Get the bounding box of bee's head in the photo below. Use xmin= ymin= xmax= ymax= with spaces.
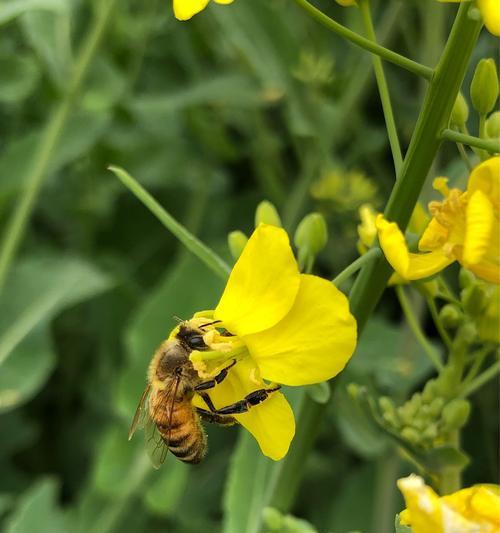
xmin=153 ymin=323 xmax=208 ymax=381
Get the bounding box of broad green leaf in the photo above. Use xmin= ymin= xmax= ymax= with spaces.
xmin=0 ymin=55 xmax=40 ymax=103
xmin=0 ymin=255 xmax=113 ymax=412
xmin=0 ymin=0 xmax=66 ymax=25
xmin=4 ymin=479 xmax=70 ymax=533
xmin=20 ymin=7 xmax=72 ymax=89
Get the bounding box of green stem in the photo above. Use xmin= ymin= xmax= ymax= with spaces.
xmin=0 ymin=0 xmax=117 ymax=292
xmin=350 ymin=3 xmax=482 ymax=331
xmin=359 ymin=0 xmax=403 ymax=174
xmin=266 ymin=392 xmax=328 ymax=511
xmin=109 ymin=166 xmax=231 ymax=280
xmin=439 ymin=430 xmax=461 ymax=494
xmin=441 ymin=128 xmax=500 ymax=154
xmin=396 ymin=286 xmax=443 ymax=371
xmin=292 ymin=0 xmax=433 ymax=79
xmin=331 ymin=247 xmax=382 ymax=288
xmin=460 ymin=359 xmax=500 ymax=398
xmin=456 ymin=140 xmax=474 ymax=171
xmin=425 ymin=295 xmax=453 ymax=352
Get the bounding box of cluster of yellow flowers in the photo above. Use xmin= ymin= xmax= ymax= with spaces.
xmin=376 ymin=157 xmax=499 ymax=285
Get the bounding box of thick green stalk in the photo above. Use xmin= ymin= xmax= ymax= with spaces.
xmin=109 ymin=166 xmax=231 ymax=280
xmin=292 ymin=0 xmax=433 ymax=79
xmin=441 ymin=128 xmax=500 ymax=154
xmin=350 ymin=3 xmax=482 ymax=331
xmin=359 ymin=0 xmax=403 ymax=174
xmin=0 ymin=0 xmax=117 ymax=292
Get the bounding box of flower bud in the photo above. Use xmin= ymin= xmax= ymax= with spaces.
xmin=294 ymin=213 xmax=328 ymax=256
xmin=262 ymin=507 xmax=284 ymax=531
xmin=227 ymin=231 xmax=248 ymax=260
xmin=454 ymin=322 xmax=478 ymax=348
xmin=486 ymin=111 xmax=500 ymax=139
xmin=255 ymin=200 xmax=282 ymax=228
xmin=401 ymin=427 xmax=421 ymax=446
xmin=441 ymin=399 xmax=470 ymax=432
xmin=347 ymin=383 xmax=361 ymax=400
xmin=459 ymin=268 xmax=476 ymax=290
xmin=461 ymin=284 xmax=488 ymax=315
xmin=439 ymin=304 xmax=463 ymax=329
xmin=422 ymin=423 xmax=438 ymax=442
xmin=434 ymin=366 xmax=459 ymax=400
xmin=428 ymin=397 xmax=445 ymax=418
xmin=470 ymin=58 xmax=499 ymax=115
xmin=422 ymin=379 xmax=438 ymax=403
xmin=379 ymin=396 xmax=399 ymax=427
xmin=450 ymin=92 xmax=469 ymax=127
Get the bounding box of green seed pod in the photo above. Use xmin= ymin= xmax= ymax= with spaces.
xmin=294 ymin=213 xmax=328 ymax=256
xmin=255 ymin=200 xmax=282 ymax=228
xmin=461 ymin=284 xmax=488 ymax=315
xmin=450 ymin=92 xmax=469 ymax=127
xmin=401 ymin=426 xmax=421 ymax=446
xmin=439 ymin=304 xmax=463 ymax=329
xmin=459 ymin=268 xmax=476 ymax=290
xmin=486 ymin=111 xmax=500 ymax=139
xmin=470 ymin=58 xmax=499 ymax=115
xmin=441 ymin=399 xmax=471 ymax=431
xmin=227 ymin=231 xmax=248 ymax=260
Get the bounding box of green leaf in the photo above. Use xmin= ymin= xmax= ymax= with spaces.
xmin=416 ymin=445 xmax=470 ymax=472
xmin=0 ymin=55 xmax=40 ymax=103
xmin=0 ymin=110 xmax=111 ymax=202
xmin=0 ymin=0 xmax=67 ymax=25
xmin=20 ymin=7 xmax=72 ymax=89
xmin=4 ymin=479 xmax=71 ymax=533
xmin=143 ymin=462 xmax=189 ymax=517
xmin=0 ymin=255 xmax=113 ymax=412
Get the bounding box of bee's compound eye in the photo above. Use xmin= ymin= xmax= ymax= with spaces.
xmin=187 ymin=334 xmax=206 ymax=350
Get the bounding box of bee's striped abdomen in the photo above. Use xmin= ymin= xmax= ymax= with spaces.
xmin=158 ymin=401 xmax=207 ymax=464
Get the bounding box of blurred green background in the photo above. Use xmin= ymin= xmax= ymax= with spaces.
xmin=0 ymin=1 xmax=497 ymax=532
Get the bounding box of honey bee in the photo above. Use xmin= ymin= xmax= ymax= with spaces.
xmin=128 ymin=320 xmax=280 ymax=466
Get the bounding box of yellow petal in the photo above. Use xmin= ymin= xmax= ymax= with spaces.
xmin=192 ymin=357 xmax=295 ymax=461
xmin=397 ymin=475 xmax=482 ymax=533
xmin=443 ymin=485 xmax=500 ymax=527
xmin=173 ymin=0 xmax=210 ymax=19
xmin=213 ymin=0 xmax=234 ymax=3
xmin=419 ymin=219 xmax=449 ymax=251
xmin=463 ymin=190 xmax=494 ymax=265
xmin=468 ymin=157 xmax=500 ymax=210
xmin=243 ymin=274 xmax=357 ymax=386
xmin=478 ymin=0 xmax=500 ymax=36
xmin=214 ymin=224 xmax=300 ymax=337
xmin=467 ymin=259 xmax=500 ymax=284
xmin=377 ymin=215 xmax=454 ymax=280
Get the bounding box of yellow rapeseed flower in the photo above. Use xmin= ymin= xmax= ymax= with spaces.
xmin=180 ymin=224 xmax=357 ymax=460
xmin=398 ymin=474 xmax=500 ymax=533
xmin=376 ymin=157 xmax=500 ymax=284
xmin=173 ymin=0 xmax=233 ymax=21
xmin=439 ymin=0 xmax=500 ymax=36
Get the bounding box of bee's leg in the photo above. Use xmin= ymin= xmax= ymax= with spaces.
xmin=198 ymin=391 xmax=217 ymax=412
xmin=196 ymin=408 xmax=236 ymax=426
xmin=209 ymin=385 xmax=281 ymax=415
xmin=194 ymin=359 xmax=237 ymax=392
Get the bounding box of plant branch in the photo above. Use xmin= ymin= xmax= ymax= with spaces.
xmin=441 ymin=128 xmax=500 ymax=154
xmin=332 ymin=247 xmax=381 ymax=288
xmin=292 ymin=0 xmax=433 ymax=79
xmin=460 ymin=358 xmax=500 ymax=398
xmin=359 ymin=0 xmax=403 ymax=174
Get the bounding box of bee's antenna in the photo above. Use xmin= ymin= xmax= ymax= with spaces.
xmin=200 ymin=320 xmax=222 ymax=330
xmin=172 ymin=315 xmax=184 ymax=323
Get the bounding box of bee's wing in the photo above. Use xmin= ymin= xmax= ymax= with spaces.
xmin=128 ymin=383 xmax=152 ymax=441
xmin=143 ymin=377 xmax=181 ymax=469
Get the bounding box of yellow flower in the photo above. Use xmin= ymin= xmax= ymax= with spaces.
xmin=173 ymin=0 xmax=233 ymax=21
xmin=183 ymin=224 xmax=357 ymax=460
xmin=376 ymin=157 xmax=500 ymax=284
xmin=439 ymin=0 xmax=500 ymax=36
xmin=398 ymin=474 xmax=500 ymax=533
